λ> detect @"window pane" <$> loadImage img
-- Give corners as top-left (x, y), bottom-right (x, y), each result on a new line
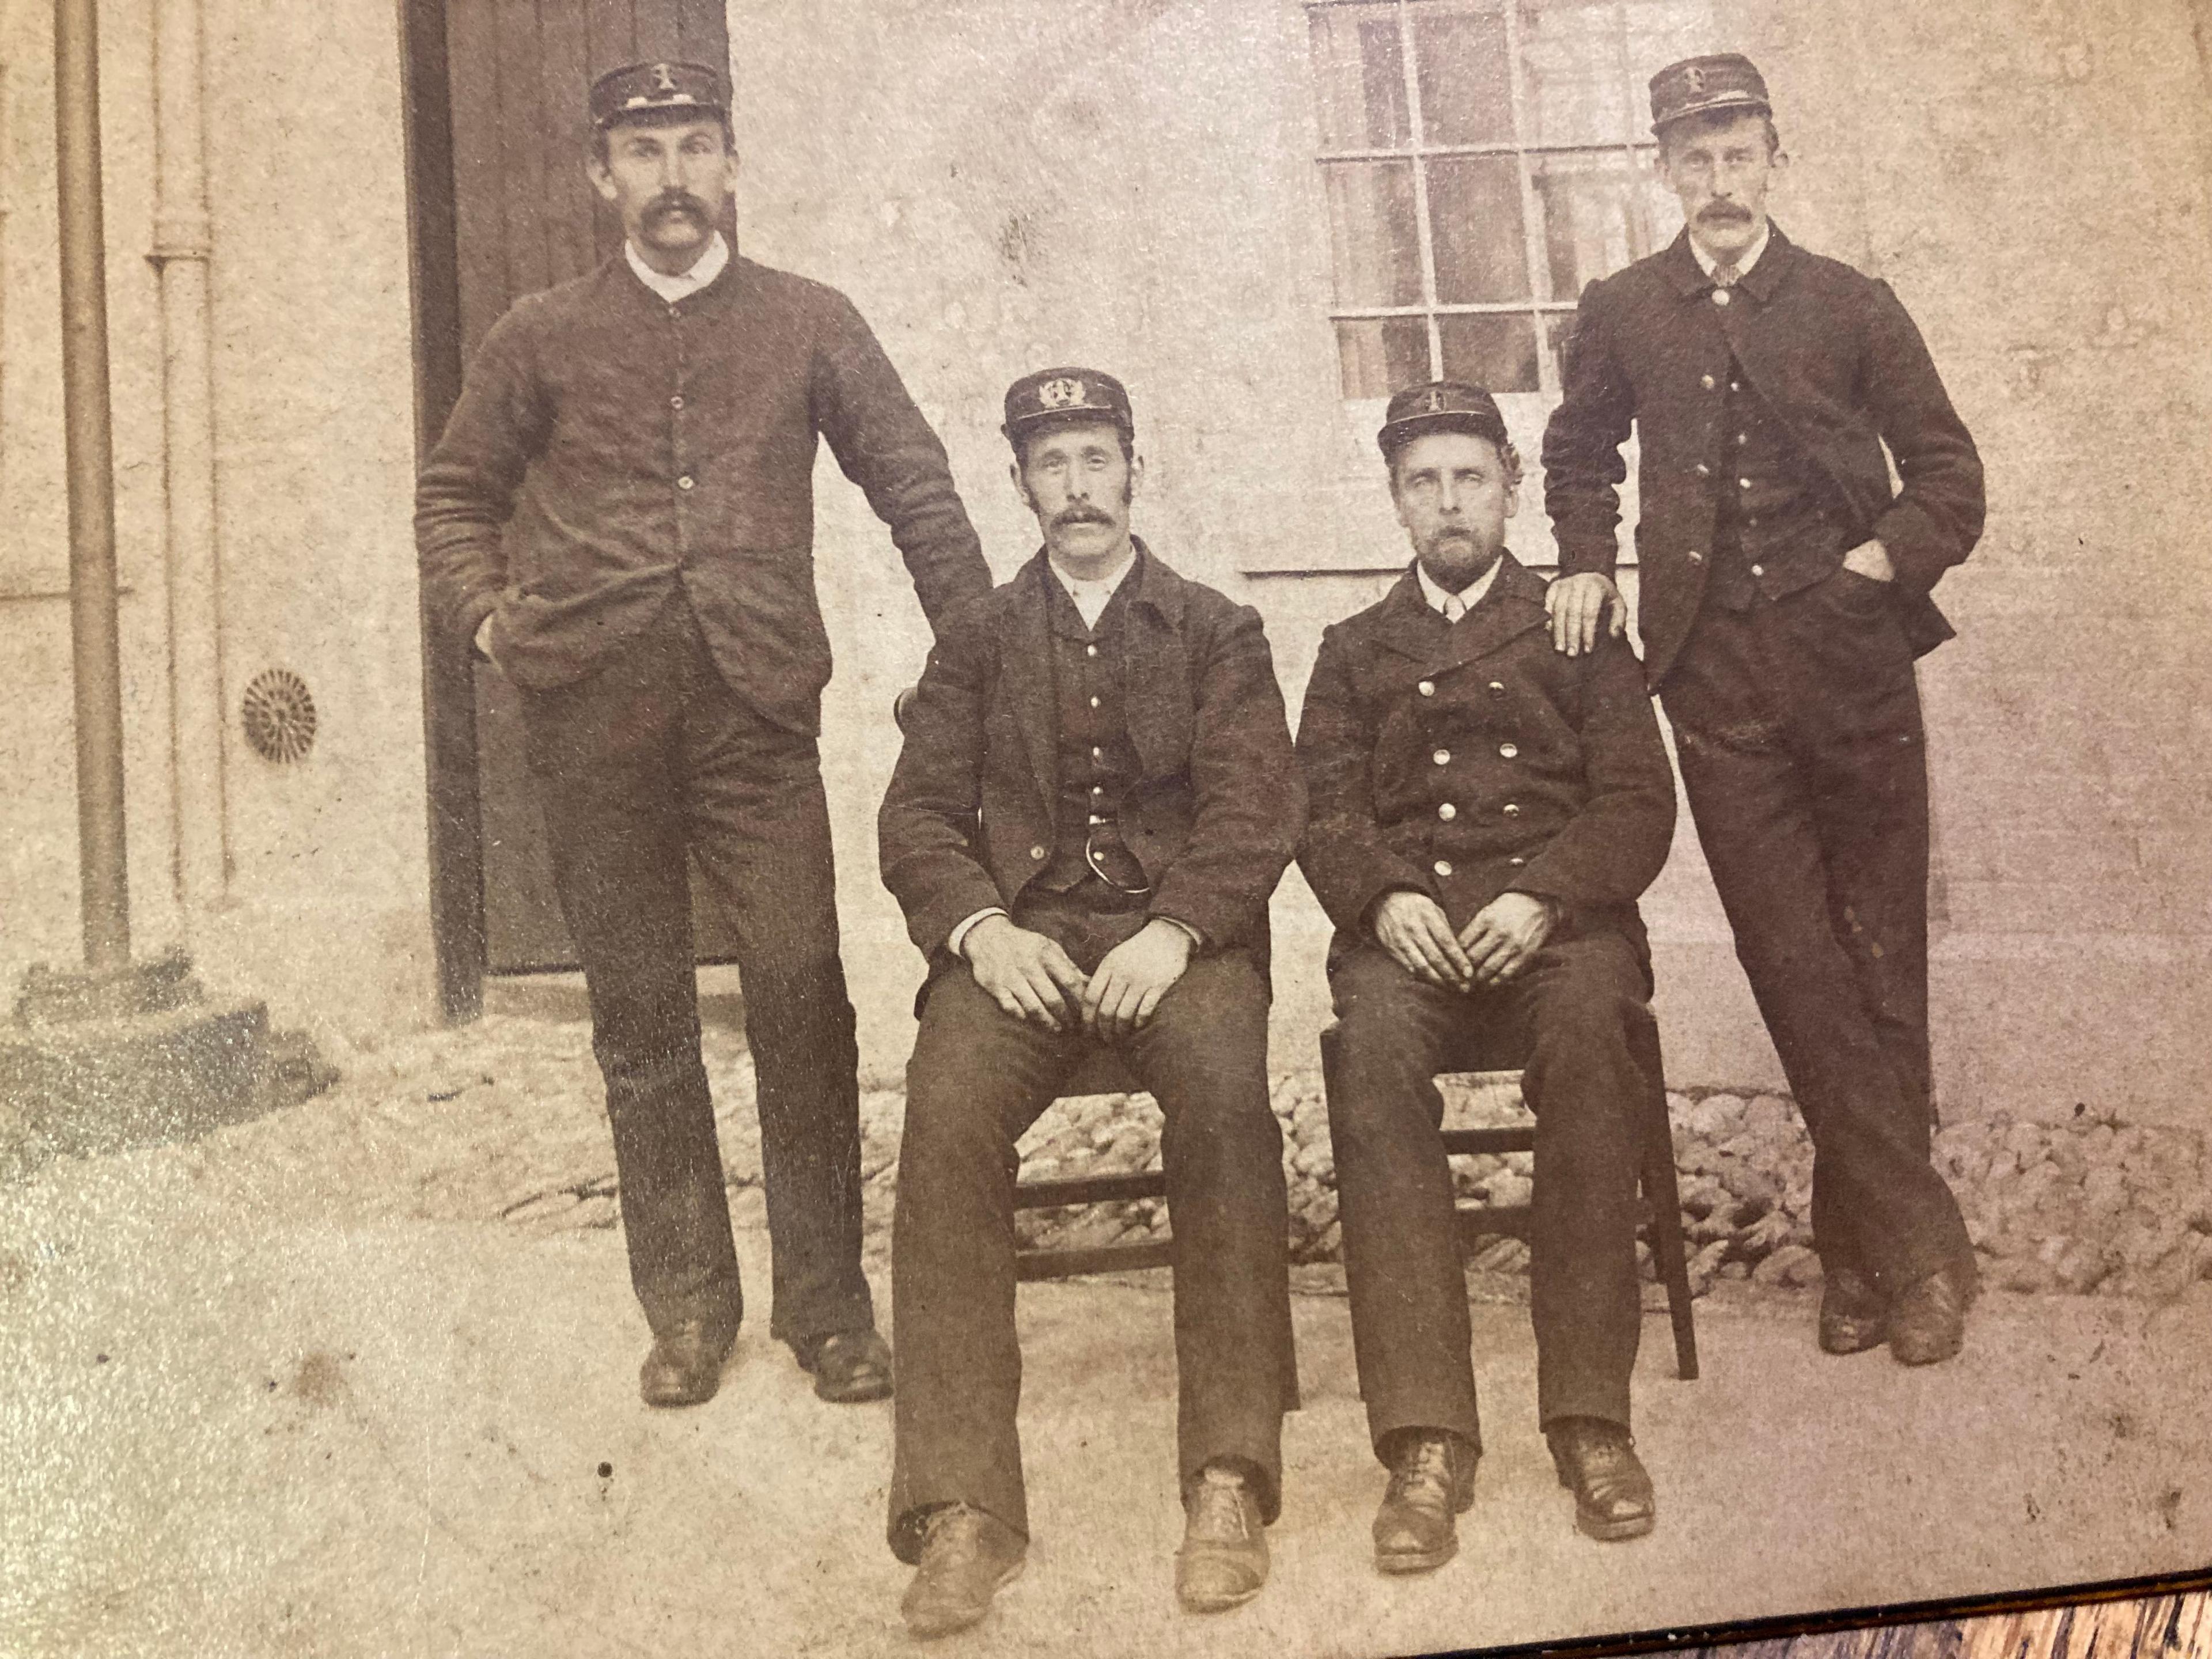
top-left (1309, 4), bottom-right (1411, 149)
top-left (1439, 312), bottom-right (1540, 392)
top-left (1544, 310), bottom-right (1580, 386)
top-left (1517, 0), bottom-right (1634, 148)
top-left (1427, 155), bottom-right (1529, 303)
top-left (1336, 317), bottom-right (1433, 399)
top-left (1323, 160), bottom-right (1423, 305)
top-left (1409, 2), bottom-right (1511, 146)
top-left (1531, 149), bottom-right (1643, 298)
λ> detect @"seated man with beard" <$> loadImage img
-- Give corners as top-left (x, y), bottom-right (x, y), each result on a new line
top-left (1295, 382), bottom-right (1677, 1566)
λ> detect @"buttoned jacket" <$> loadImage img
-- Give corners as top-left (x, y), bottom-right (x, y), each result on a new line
top-left (1540, 225), bottom-right (1984, 688)
top-left (416, 253), bottom-right (988, 734)
top-left (879, 543), bottom-right (1304, 984)
top-left (1296, 555), bottom-right (1675, 966)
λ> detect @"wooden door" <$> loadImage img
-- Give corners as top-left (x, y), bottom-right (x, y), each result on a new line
top-left (406, 0), bottom-right (740, 995)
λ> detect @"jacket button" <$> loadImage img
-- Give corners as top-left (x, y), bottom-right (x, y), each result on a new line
top-left (1499, 743), bottom-right (1518, 759)
top-left (1091, 746), bottom-right (1103, 760)
top-left (1694, 463), bottom-right (1710, 478)
top-left (1417, 680), bottom-right (1435, 697)
top-left (1687, 549), bottom-right (1705, 563)
top-left (1730, 381), bottom-right (1742, 393)
top-left (1086, 644), bottom-right (1098, 658)
top-left (669, 395), bottom-right (684, 411)
top-left (1509, 855), bottom-right (1527, 868)
top-left (1432, 749), bottom-right (1450, 766)
top-left (1738, 477), bottom-right (1752, 490)
top-left (1029, 846), bottom-right (1046, 860)
top-left (676, 475), bottom-right (695, 491)
top-left (1089, 695), bottom-right (1101, 709)
top-left (1487, 681), bottom-right (1505, 696)
top-left (1713, 289), bottom-right (1732, 306)
top-left (1433, 859), bottom-right (1453, 877)
top-left (1437, 803), bottom-right (1457, 821)
top-left (1700, 374), bottom-right (1716, 391)
top-left (1737, 432), bottom-right (1750, 445)
top-left (1502, 802), bottom-right (1521, 817)
top-left (1751, 563), bottom-right (1765, 578)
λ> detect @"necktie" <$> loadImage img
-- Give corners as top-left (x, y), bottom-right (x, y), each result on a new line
top-left (1441, 593), bottom-right (1465, 623)
top-left (1711, 260), bottom-right (1741, 290)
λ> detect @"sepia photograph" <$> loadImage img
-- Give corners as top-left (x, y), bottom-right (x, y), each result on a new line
top-left (1, 0), bottom-right (2207, 1653)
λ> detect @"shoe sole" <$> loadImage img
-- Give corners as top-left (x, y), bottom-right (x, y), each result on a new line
top-left (1178, 1581), bottom-right (1266, 1614)
top-left (1376, 1537), bottom-right (1458, 1575)
top-left (1573, 1508), bottom-right (1657, 1543)
top-left (1819, 1321), bottom-right (1888, 1355)
top-left (905, 1557), bottom-right (1025, 1639)
top-left (814, 1371), bottom-right (894, 1404)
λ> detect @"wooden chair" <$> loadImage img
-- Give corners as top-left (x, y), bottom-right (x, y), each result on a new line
top-left (1319, 1019), bottom-right (1700, 1381)
top-left (1013, 1048), bottom-right (1173, 1281)
top-left (1012, 1038), bottom-right (1699, 1384)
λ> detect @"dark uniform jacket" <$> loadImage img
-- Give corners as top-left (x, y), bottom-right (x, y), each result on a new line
top-left (1541, 226), bottom-right (1984, 688)
top-left (415, 252), bottom-right (988, 733)
top-left (880, 543), bottom-right (1305, 984)
top-left (1296, 555), bottom-right (1675, 970)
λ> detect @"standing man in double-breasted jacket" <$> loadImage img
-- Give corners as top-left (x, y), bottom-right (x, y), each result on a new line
top-left (415, 62), bottom-right (991, 1412)
top-left (1540, 54), bottom-right (1986, 1364)
top-left (878, 369), bottom-right (1302, 1637)
top-left (1298, 382), bottom-right (1677, 1565)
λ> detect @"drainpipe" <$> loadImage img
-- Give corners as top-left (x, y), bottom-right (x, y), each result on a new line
top-left (54, 0), bottom-right (131, 969)
top-left (150, 0), bottom-right (228, 911)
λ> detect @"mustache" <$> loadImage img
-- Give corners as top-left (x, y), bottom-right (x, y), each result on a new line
top-left (1053, 506), bottom-right (1115, 528)
top-left (642, 192), bottom-right (710, 222)
top-left (1698, 202), bottom-right (1754, 225)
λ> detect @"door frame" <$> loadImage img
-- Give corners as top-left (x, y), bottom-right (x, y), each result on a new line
top-left (397, 0), bottom-right (486, 1022)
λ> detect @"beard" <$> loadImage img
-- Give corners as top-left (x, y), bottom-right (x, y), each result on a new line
top-left (1417, 526), bottom-right (1501, 587)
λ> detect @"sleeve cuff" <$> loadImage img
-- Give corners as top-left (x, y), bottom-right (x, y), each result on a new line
top-left (1154, 915), bottom-right (1205, 950)
top-left (946, 907), bottom-right (1008, 959)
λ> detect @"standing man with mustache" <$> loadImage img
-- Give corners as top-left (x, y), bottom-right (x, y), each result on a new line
top-left (417, 62), bottom-right (990, 1410)
top-left (1541, 55), bottom-right (1986, 1364)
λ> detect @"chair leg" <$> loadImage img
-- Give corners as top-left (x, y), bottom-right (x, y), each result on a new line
top-left (1628, 1014), bottom-right (1699, 1381)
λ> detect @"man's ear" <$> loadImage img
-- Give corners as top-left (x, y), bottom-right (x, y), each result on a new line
top-left (587, 154), bottom-right (618, 204)
top-left (1126, 450), bottom-right (1145, 502)
top-left (1008, 459), bottom-right (1033, 512)
top-left (1503, 481), bottom-right (1521, 520)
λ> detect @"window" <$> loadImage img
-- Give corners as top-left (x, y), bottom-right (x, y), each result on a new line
top-left (1308, 0), bottom-right (1711, 402)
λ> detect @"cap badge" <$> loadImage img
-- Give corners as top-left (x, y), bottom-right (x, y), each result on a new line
top-left (1422, 387), bottom-right (1450, 412)
top-left (1682, 64), bottom-right (1707, 93)
top-left (1039, 377), bottom-right (1087, 410)
top-left (652, 62), bottom-right (678, 92)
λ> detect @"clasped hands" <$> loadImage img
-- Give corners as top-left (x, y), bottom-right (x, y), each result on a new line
top-left (964, 914), bottom-right (1192, 1040)
top-left (1373, 888), bottom-right (1556, 992)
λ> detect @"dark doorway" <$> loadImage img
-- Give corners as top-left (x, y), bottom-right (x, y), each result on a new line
top-left (400, 0), bottom-right (740, 1017)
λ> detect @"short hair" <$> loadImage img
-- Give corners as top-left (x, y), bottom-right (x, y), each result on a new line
top-left (1010, 414), bottom-right (1136, 473)
top-left (592, 105), bottom-right (737, 166)
top-left (1385, 430), bottom-right (1524, 493)
top-left (1657, 107), bottom-right (1782, 161)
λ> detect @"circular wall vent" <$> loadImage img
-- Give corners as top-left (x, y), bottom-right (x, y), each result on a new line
top-left (241, 669), bottom-right (317, 763)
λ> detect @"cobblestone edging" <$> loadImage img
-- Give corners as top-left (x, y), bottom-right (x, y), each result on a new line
top-left (28, 1013), bottom-right (2207, 1304)
top-left (1009, 1078), bottom-right (2212, 1301)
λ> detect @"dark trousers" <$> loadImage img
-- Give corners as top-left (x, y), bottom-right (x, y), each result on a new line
top-left (887, 892), bottom-right (1294, 1562)
top-left (518, 596), bottom-right (872, 1351)
top-left (1325, 934), bottom-right (1651, 1455)
top-left (1660, 570), bottom-right (1972, 1292)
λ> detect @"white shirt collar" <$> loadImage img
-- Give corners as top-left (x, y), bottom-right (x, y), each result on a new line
top-left (1416, 556), bottom-right (1502, 620)
top-left (1050, 546), bottom-right (1138, 629)
top-left (1690, 220), bottom-right (1770, 282)
top-left (626, 232), bottom-right (730, 304)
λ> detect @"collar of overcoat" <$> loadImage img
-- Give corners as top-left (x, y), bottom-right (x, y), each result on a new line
top-left (1369, 550), bottom-right (1551, 679)
top-left (998, 538), bottom-right (1195, 813)
top-left (1662, 220), bottom-right (1800, 305)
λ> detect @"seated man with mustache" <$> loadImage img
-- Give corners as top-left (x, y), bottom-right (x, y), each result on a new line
top-left (417, 62), bottom-right (990, 1412)
top-left (879, 369), bottom-right (1302, 1637)
top-left (1296, 382), bottom-right (1677, 1562)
